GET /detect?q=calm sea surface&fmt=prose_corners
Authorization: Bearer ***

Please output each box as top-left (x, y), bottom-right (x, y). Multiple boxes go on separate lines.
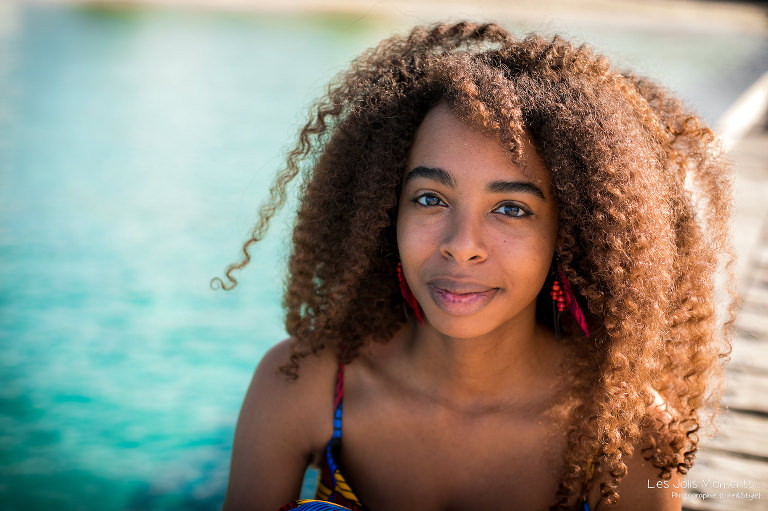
top-left (0, 3), bottom-right (766, 509)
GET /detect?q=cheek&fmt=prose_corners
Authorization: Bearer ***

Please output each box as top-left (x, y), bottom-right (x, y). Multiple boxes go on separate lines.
top-left (395, 203), bottom-right (408, 257)
top-left (499, 236), bottom-right (548, 261)
top-left (396, 208), bottom-right (435, 263)
top-left (496, 232), bottom-right (554, 285)
top-left (517, 207), bottom-right (559, 267)
top-left (396, 202), bottom-right (420, 262)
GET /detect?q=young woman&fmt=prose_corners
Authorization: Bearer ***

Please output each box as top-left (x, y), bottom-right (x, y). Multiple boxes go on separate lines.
top-left (217, 22), bottom-right (736, 511)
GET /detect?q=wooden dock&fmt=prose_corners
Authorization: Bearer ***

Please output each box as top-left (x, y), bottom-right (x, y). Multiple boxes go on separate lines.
top-left (682, 96), bottom-right (768, 511)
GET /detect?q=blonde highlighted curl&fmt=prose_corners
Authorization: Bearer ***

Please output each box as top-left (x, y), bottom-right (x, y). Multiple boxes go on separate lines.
top-left (213, 22), bottom-right (737, 510)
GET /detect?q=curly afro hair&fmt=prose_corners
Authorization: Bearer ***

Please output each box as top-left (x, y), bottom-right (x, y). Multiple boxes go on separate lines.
top-left (214, 21), bottom-right (737, 510)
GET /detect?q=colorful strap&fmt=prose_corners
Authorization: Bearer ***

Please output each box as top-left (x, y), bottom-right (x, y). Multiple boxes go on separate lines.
top-left (313, 364), bottom-right (365, 509)
top-left (279, 500), bottom-right (352, 510)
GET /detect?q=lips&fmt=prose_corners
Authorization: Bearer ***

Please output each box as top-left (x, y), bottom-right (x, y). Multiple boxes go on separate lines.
top-left (427, 277), bottom-right (499, 316)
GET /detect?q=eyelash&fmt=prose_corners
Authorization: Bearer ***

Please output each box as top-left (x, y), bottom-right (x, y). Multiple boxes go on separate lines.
top-left (413, 193), bottom-right (531, 218)
top-left (493, 203), bottom-right (531, 218)
top-left (414, 193), bottom-right (446, 208)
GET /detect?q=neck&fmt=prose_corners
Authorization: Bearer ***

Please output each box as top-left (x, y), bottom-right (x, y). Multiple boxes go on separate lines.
top-left (401, 307), bottom-right (563, 409)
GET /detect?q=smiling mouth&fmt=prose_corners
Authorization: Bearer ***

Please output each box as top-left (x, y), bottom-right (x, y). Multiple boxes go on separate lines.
top-left (428, 284), bottom-right (499, 315)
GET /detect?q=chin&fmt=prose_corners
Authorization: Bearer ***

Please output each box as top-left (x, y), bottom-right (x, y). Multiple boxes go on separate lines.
top-left (424, 315), bottom-right (504, 340)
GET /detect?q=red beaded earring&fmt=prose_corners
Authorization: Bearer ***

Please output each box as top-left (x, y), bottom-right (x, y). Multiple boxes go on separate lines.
top-left (551, 268), bottom-right (589, 339)
top-left (550, 279), bottom-right (566, 312)
top-left (550, 277), bottom-right (565, 341)
top-left (397, 262), bottom-right (423, 326)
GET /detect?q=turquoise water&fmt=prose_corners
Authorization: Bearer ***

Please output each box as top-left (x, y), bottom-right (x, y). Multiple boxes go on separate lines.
top-left (0, 4), bottom-right (766, 510)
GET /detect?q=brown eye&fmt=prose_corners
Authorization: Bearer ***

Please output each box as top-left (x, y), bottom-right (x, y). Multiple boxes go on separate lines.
top-left (415, 194), bottom-right (446, 207)
top-left (493, 203), bottom-right (530, 218)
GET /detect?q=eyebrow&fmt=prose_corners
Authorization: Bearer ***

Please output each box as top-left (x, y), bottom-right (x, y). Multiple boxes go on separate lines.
top-left (487, 180), bottom-right (545, 199)
top-left (405, 166), bottom-right (455, 187)
top-left (405, 165), bottom-right (546, 200)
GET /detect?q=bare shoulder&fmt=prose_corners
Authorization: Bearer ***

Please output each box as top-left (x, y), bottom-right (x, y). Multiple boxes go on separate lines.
top-left (593, 450), bottom-right (683, 511)
top-left (223, 339), bottom-right (339, 511)
top-left (250, 338), bottom-right (339, 420)
top-left (588, 416), bottom-right (683, 510)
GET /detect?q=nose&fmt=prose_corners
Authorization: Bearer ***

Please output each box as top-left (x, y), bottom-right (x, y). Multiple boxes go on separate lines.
top-left (439, 210), bottom-right (488, 263)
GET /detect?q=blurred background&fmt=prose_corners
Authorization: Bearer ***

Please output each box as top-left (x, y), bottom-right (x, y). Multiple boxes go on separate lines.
top-left (1, 0), bottom-right (767, 510)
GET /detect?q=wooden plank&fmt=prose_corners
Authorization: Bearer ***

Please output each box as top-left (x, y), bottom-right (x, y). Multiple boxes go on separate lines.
top-left (733, 309), bottom-right (768, 339)
top-left (753, 245), bottom-right (768, 267)
top-left (723, 369), bottom-right (768, 415)
top-left (742, 283), bottom-right (768, 309)
top-left (727, 336), bottom-right (768, 374)
top-left (751, 266), bottom-right (768, 287)
top-left (681, 448), bottom-right (767, 510)
top-left (703, 411), bottom-right (768, 460)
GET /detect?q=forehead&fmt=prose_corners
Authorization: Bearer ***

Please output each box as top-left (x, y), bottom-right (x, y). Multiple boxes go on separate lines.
top-left (408, 104), bottom-right (550, 187)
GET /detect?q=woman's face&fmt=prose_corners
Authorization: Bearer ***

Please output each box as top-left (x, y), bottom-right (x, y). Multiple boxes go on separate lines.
top-left (396, 103), bottom-right (558, 340)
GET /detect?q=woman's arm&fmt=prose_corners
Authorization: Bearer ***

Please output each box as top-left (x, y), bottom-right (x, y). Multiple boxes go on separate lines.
top-left (222, 339), bottom-right (335, 511)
